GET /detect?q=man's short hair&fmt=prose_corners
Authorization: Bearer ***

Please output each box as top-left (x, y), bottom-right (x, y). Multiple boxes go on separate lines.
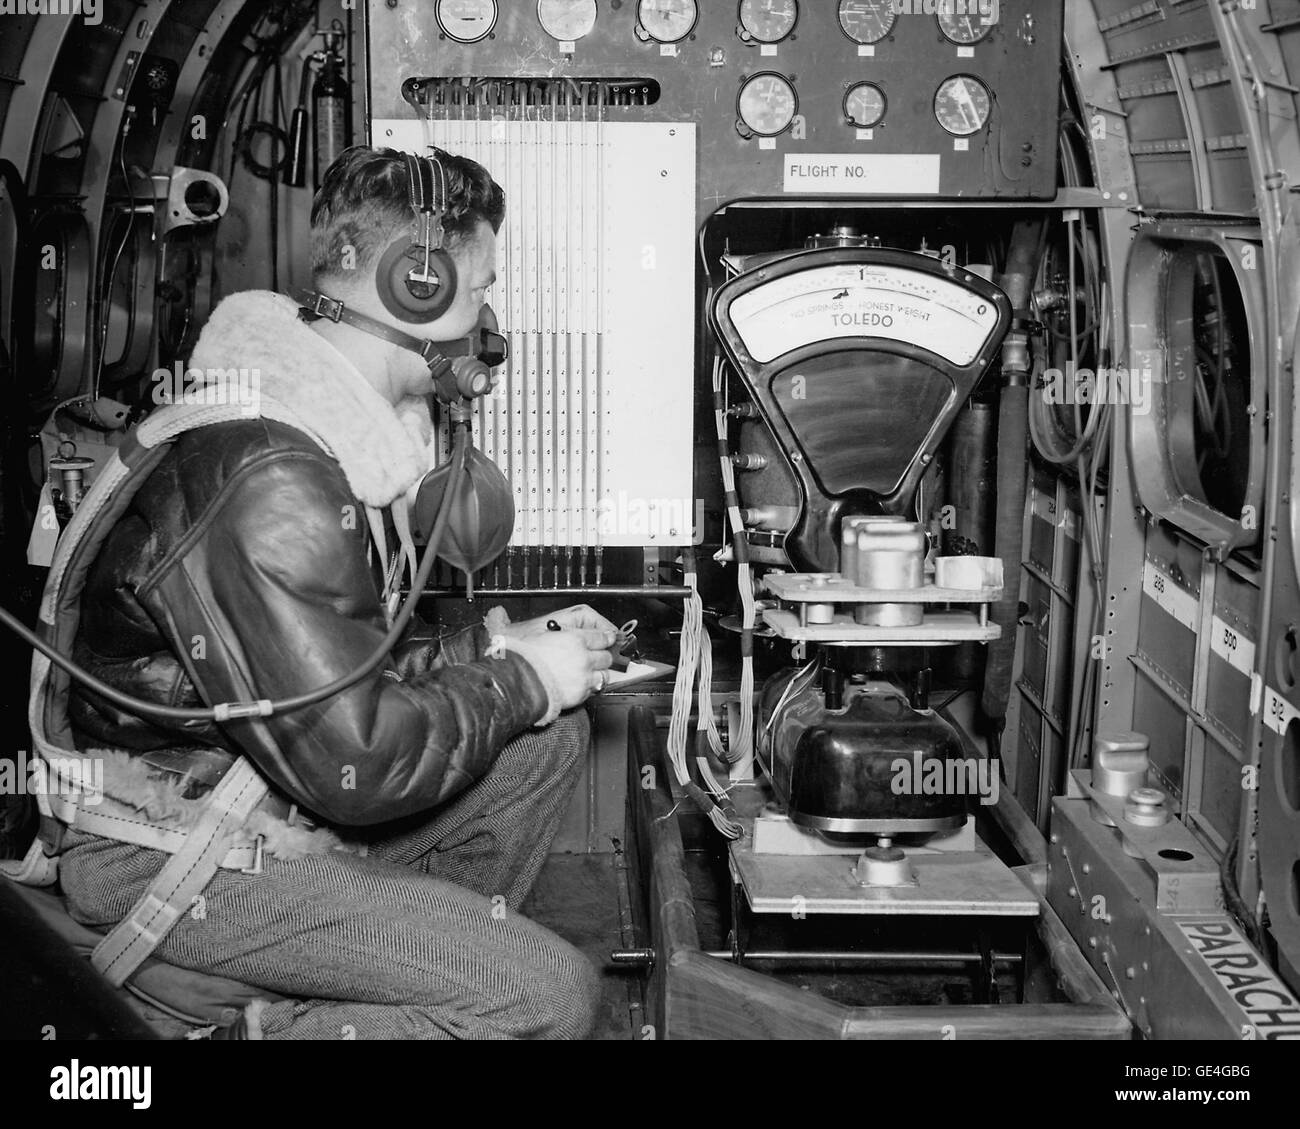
top-left (311, 145), bottom-right (505, 285)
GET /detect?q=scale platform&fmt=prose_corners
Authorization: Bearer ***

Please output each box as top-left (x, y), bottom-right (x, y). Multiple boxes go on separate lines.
top-left (727, 785), bottom-right (1039, 919)
top-left (761, 572), bottom-right (1003, 646)
top-left (762, 608), bottom-right (1000, 646)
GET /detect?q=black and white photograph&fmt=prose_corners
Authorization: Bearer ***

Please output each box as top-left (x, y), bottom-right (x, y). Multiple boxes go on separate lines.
top-left (0, 0), bottom-right (1294, 1102)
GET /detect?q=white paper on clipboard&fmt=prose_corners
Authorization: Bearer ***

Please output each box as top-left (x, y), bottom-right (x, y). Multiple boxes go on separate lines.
top-left (602, 659), bottom-right (675, 690)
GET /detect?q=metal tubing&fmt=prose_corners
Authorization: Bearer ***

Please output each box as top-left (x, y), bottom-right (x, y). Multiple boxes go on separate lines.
top-left (703, 950), bottom-right (1024, 964)
top-left (420, 586), bottom-right (691, 598)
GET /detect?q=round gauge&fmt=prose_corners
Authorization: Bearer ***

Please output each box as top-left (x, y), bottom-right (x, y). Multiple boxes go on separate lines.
top-left (837, 0), bottom-right (897, 45)
top-left (435, 0), bottom-right (499, 43)
top-left (739, 0), bottom-right (798, 44)
top-left (638, 0), bottom-right (699, 43)
top-left (844, 81), bottom-right (887, 128)
top-left (938, 9), bottom-right (995, 44)
top-left (934, 75), bottom-right (992, 136)
top-left (538, 0), bottom-right (597, 41)
top-left (738, 72), bottom-right (797, 137)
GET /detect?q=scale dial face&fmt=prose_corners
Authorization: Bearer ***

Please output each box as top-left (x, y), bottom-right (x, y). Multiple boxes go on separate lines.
top-left (739, 0), bottom-right (798, 43)
top-left (727, 263), bottom-right (1001, 368)
top-left (934, 75), bottom-right (992, 136)
top-left (938, 8), bottom-right (995, 44)
top-left (837, 0), bottom-right (897, 45)
top-left (738, 72), bottom-right (798, 137)
top-left (844, 82), bottom-right (887, 128)
top-left (538, 0), bottom-right (598, 41)
top-left (637, 0), bottom-right (699, 43)
top-left (435, 0), bottom-right (499, 43)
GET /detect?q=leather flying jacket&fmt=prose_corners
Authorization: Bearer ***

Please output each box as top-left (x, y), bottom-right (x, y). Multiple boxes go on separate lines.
top-left (67, 416), bottom-right (549, 828)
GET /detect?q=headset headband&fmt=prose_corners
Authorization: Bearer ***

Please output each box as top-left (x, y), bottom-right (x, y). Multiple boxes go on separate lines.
top-left (404, 150), bottom-right (448, 244)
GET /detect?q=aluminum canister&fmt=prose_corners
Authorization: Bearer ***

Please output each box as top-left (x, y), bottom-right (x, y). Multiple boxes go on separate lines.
top-left (840, 518), bottom-right (863, 583)
top-left (851, 517), bottom-right (926, 627)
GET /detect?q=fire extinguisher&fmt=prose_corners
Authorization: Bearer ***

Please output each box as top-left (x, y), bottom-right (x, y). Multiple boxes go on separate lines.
top-left (312, 27), bottom-right (350, 191)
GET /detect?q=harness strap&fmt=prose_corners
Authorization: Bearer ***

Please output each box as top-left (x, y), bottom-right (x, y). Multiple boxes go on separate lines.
top-left (42, 788), bottom-right (264, 872)
top-left (90, 756), bottom-right (268, 987)
top-left (391, 495), bottom-right (419, 595)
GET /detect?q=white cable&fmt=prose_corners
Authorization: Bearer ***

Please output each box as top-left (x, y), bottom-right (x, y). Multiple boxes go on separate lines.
top-left (705, 354), bottom-right (755, 765)
top-left (664, 575), bottom-right (699, 786)
top-left (695, 625), bottom-right (726, 758)
top-left (666, 568), bottom-right (741, 839)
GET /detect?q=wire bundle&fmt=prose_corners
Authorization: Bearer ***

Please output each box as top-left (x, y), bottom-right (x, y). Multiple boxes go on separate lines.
top-left (665, 568), bottom-right (742, 839)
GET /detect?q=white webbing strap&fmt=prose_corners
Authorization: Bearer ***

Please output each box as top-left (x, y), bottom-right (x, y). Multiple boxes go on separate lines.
top-left (42, 791), bottom-right (263, 872)
top-left (91, 756), bottom-right (269, 987)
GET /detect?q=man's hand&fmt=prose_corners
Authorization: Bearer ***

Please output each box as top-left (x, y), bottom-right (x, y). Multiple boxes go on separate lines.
top-left (501, 604), bottom-right (620, 651)
top-left (502, 628), bottom-right (615, 718)
top-left (490, 605), bottom-right (622, 721)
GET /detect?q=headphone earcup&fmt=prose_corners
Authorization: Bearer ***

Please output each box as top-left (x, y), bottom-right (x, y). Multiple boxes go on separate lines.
top-left (376, 238), bottom-right (459, 323)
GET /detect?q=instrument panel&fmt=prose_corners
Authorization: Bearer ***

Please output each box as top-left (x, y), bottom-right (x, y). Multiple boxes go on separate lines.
top-left (377, 0), bottom-right (1062, 202)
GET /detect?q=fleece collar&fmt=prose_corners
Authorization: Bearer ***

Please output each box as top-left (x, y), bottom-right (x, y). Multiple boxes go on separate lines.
top-left (188, 290), bottom-right (437, 507)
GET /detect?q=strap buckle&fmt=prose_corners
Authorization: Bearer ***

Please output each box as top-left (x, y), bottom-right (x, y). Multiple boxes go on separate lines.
top-left (240, 833), bottom-right (266, 876)
top-left (308, 292), bottom-right (345, 322)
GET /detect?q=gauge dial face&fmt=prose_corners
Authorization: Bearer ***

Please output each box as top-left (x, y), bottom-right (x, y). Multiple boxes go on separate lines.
top-left (844, 82), bottom-right (887, 128)
top-left (738, 72), bottom-right (797, 136)
top-left (638, 0), bottom-right (699, 42)
top-left (837, 0), bottom-right (897, 45)
top-left (538, 0), bottom-right (597, 41)
top-left (938, 9), bottom-right (995, 44)
top-left (934, 75), bottom-right (991, 135)
top-left (739, 0), bottom-right (798, 43)
top-left (435, 0), bottom-right (499, 43)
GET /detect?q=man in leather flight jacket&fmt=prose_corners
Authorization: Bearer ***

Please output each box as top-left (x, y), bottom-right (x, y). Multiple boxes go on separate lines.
top-left (55, 147), bottom-right (617, 1039)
